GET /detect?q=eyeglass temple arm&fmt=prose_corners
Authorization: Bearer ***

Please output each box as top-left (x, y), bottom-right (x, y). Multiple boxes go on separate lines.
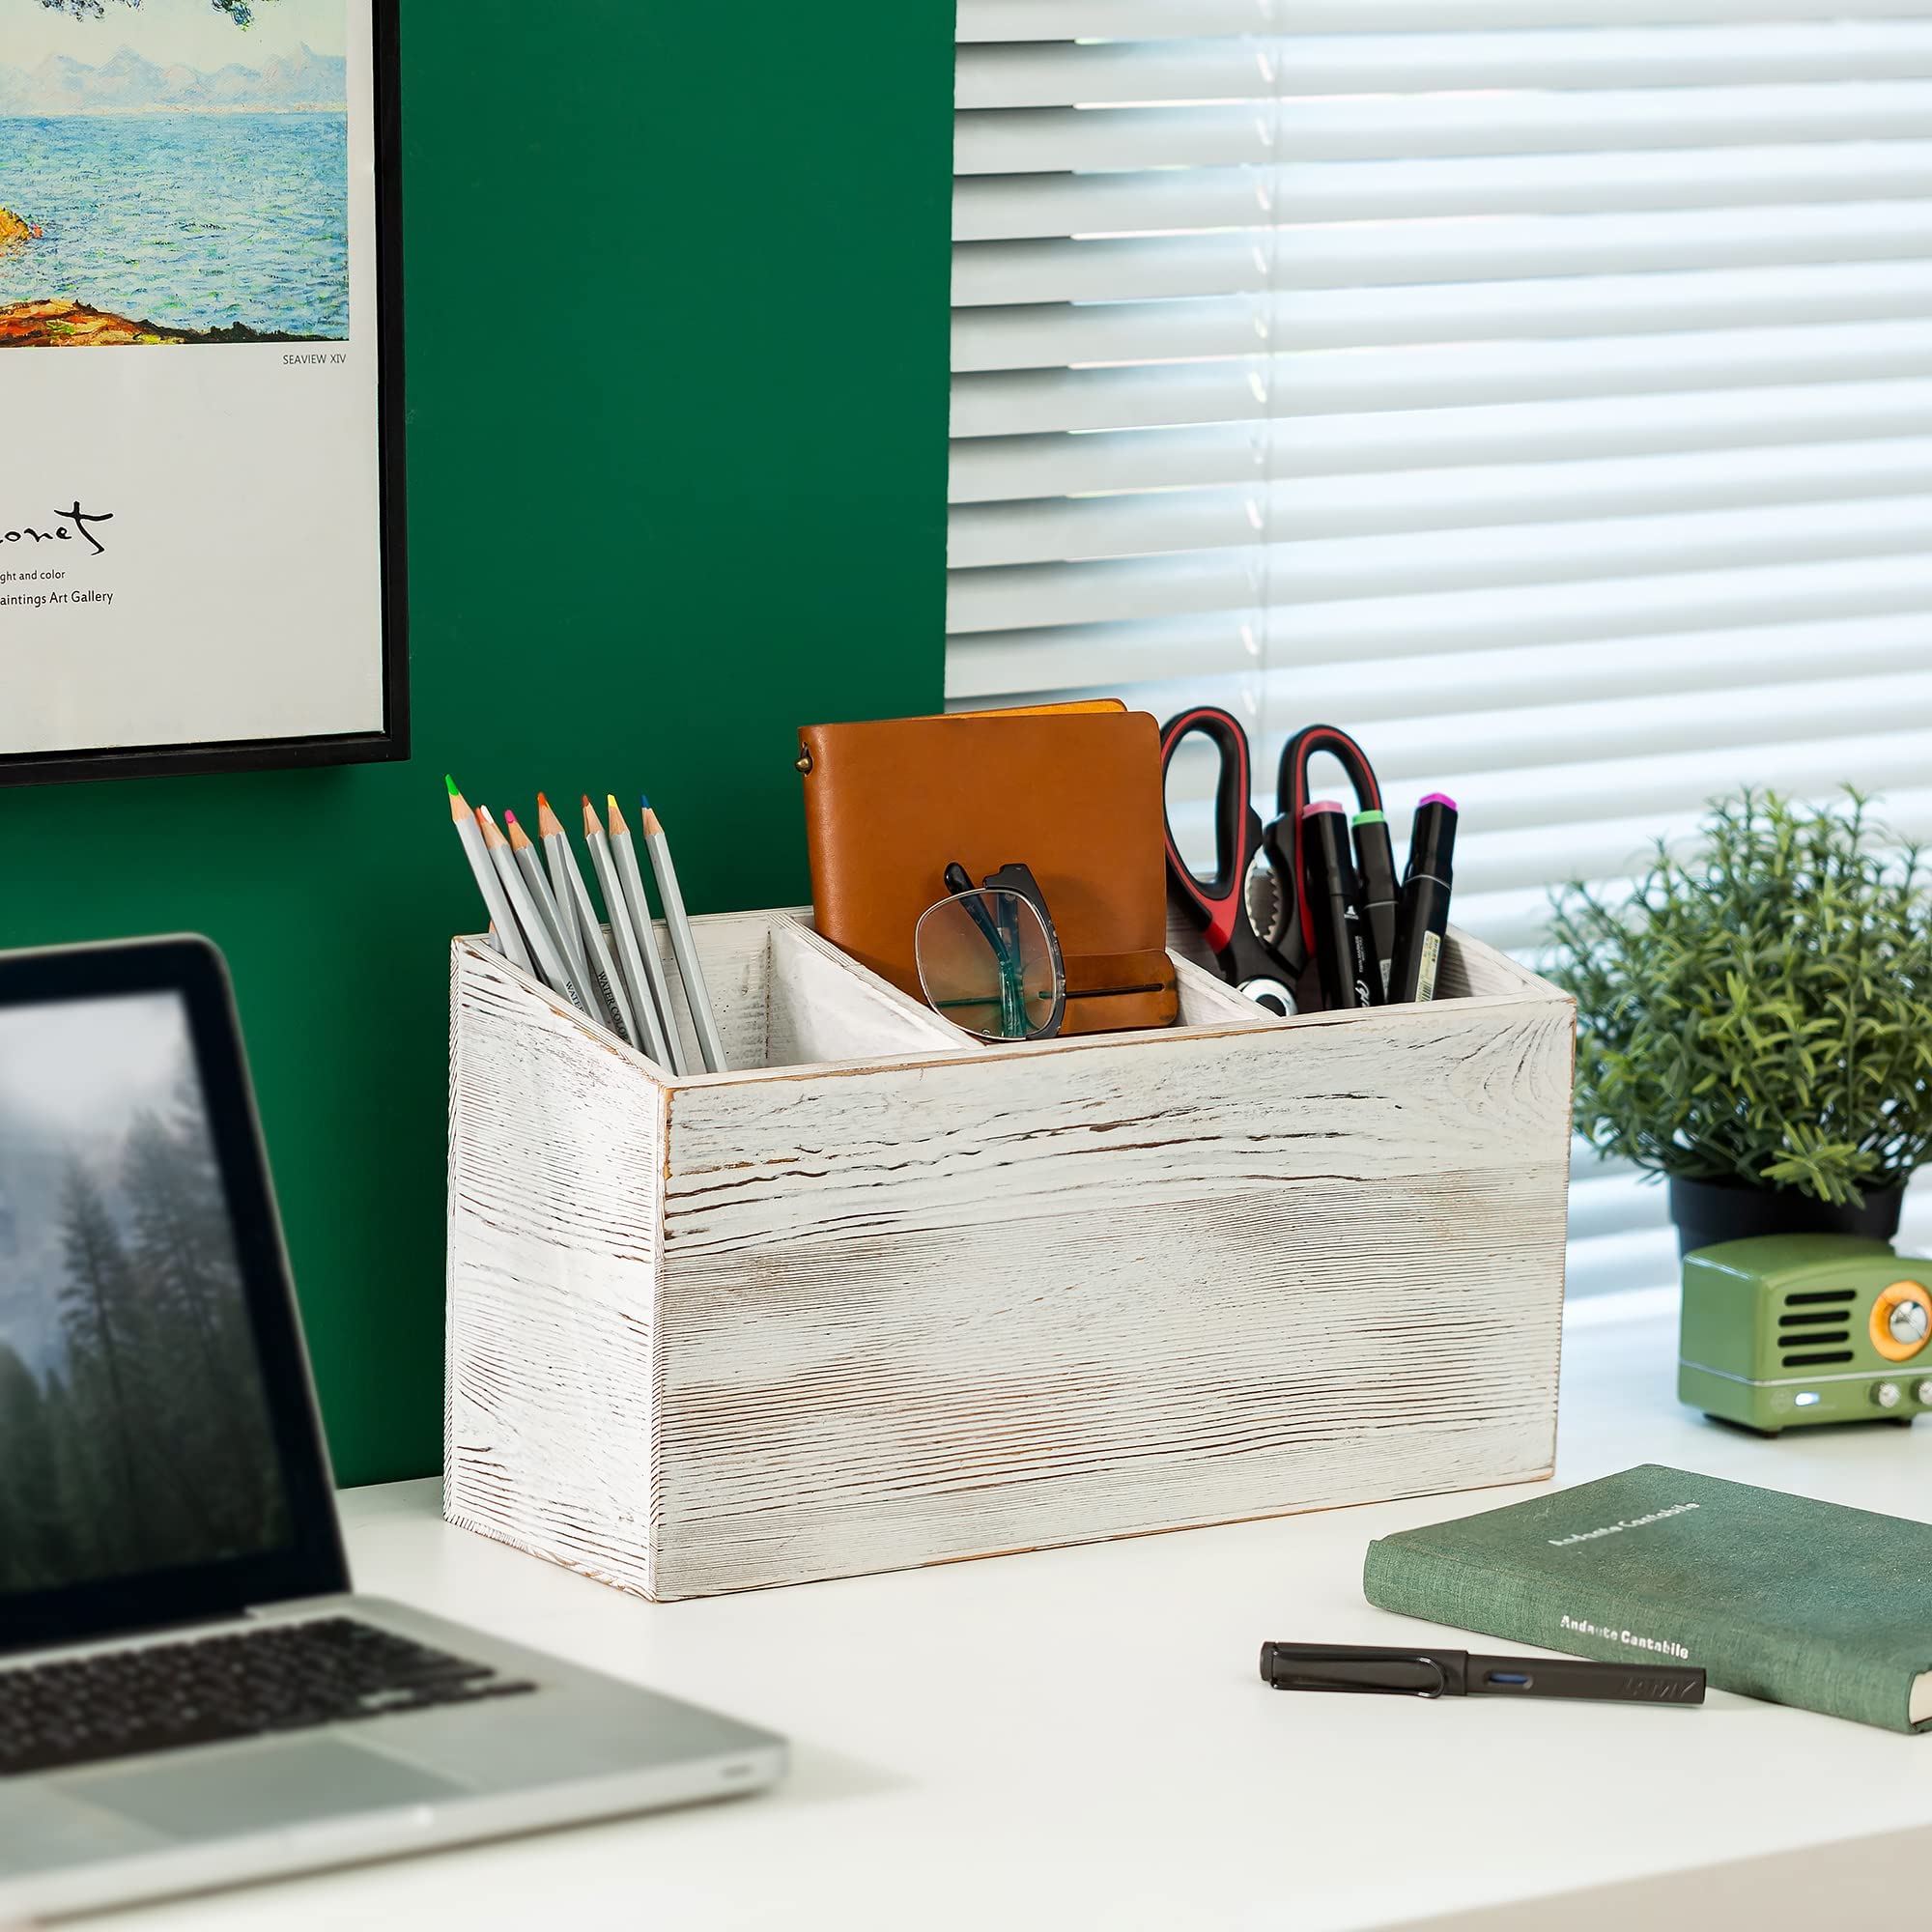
top-left (945, 861), bottom-right (1014, 965)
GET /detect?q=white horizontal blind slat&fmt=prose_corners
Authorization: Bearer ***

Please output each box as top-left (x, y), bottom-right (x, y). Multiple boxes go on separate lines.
top-left (949, 554), bottom-right (1932, 691)
top-left (952, 321), bottom-right (1932, 430)
top-left (950, 439), bottom-right (1932, 567)
top-left (958, 0), bottom-right (1932, 38)
top-left (953, 205), bottom-right (1932, 306)
top-left (948, 497), bottom-right (1932, 633)
top-left (950, 381), bottom-right (1932, 500)
top-left (956, 25), bottom-right (1932, 106)
top-left (947, 8), bottom-right (1932, 1292)
top-left (954, 147), bottom-right (1932, 242)
top-left (955, 86), bottom-right (1932, 174)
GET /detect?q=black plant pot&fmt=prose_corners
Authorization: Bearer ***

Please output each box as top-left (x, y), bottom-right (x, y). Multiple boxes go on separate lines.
top-left (1668, 1174), bottom-right (1904, 1259)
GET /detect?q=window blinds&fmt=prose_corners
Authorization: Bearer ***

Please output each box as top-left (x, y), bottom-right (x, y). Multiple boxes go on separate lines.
top-left (948, 4), bottom-right (1932, 1294)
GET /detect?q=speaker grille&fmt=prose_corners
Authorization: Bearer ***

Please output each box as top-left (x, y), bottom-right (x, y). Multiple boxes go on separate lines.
top-left (1778, 1287), bottom-right (1856, 1368)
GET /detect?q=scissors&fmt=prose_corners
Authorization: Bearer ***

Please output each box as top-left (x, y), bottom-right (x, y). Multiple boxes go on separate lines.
top-left (1159, 707), bottom-right (1382, 1015)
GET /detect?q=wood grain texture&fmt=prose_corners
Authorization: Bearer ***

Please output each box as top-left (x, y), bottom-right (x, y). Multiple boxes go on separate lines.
top-left (654, 1167), bottom-right (1568, 1597)
top-left (664, 999), bottom-right (1574, 1257)
top-left (443, 941), bottom-right (665, 1591)
top-left (445, 914), bottom-right (1577, 1601)
top-left (636, 910), bottom-right (771, 1076)
top-left (767, 918), bottom-right (971, 1067)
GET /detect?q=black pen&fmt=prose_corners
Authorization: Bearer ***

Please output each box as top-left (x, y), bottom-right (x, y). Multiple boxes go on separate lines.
top-left (1387, 793), bottom-right (1458, 1004)
top-left (1350, 810), bottom-right (1399, 1003)
top-left (1260, 1642), bottom-right (1705, 1707)
top-left (1299, 802), bottom-right (1372, 1011)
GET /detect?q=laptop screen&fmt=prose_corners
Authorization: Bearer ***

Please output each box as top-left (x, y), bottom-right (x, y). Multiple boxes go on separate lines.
top-left (0, 988), bottom-right (298, 1599)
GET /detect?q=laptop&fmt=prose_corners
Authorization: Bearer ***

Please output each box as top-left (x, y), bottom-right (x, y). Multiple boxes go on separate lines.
top-left (0, 937), bottom-right (785, 1920)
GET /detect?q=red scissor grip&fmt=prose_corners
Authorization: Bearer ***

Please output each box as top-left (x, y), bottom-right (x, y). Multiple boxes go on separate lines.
top-left (1161, 706), bottom-right (1253, 956)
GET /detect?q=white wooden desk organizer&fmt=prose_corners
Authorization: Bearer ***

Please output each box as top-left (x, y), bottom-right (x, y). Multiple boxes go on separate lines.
top-left (445, 910), bottom-right (1576, 1601)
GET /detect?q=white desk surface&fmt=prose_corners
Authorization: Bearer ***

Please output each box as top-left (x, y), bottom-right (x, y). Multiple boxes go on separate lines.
top-left (84, 1295), bottom-right (1932, 1932)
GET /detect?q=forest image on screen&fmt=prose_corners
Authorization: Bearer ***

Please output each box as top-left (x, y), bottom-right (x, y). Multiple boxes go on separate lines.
top-left (0, 993), bottom-right (289, 1593)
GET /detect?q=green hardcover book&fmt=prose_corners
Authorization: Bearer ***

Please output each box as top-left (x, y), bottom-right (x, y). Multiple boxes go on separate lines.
top-left (1363, 1464), bottom-right (1932, 1734)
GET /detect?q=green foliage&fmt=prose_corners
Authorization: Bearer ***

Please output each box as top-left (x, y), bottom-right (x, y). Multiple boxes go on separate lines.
top-left (1545, 789), bottom-right (1932, 1207)
top-left (38, 0), bottom-right (271, 27)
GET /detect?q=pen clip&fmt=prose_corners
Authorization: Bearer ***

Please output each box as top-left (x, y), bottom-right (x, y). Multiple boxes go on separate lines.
top-left (1260, 1645), bottom-right (1450, 1698)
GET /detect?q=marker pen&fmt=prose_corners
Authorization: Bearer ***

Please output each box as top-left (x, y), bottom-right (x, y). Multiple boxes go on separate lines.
top-left (1389, 793), bottom-right (1458, 1004)
top-left (1299, 802), bottom-right (1372, 1011)
top-left (1350, 810), bottom-right (1398, 1003)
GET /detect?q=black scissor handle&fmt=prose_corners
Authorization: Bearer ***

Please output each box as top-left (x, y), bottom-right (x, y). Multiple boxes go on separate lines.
top-left (1273, 724), bottom-right (1382, 959)
top-left (1160, 705), bottom-right (1260, 960)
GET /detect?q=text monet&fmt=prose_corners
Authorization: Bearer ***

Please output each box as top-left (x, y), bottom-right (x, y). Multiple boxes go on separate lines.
top-left (0, 502), bottom-right (114, 557)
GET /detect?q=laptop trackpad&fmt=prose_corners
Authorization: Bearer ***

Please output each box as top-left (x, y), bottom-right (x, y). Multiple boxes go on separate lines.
top-left (58, 1738), bottom-right (469, 1842)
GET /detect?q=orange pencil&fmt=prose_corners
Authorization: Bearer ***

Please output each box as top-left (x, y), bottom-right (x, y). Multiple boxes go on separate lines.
top-left (537, 794), bottom-right (637, 1046)
top-left (582, 796), bottom-right (674, 1066)
top-left (479, 805), bottom-right (588, 1011)
top-left (504, 809), bottom-right (590, 1011)
top-left (607, 796), bottom-right (690, 1076)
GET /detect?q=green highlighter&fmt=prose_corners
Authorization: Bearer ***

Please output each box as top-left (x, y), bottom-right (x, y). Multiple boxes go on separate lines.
top-left (1679, 1234), bottom-right (1932, 1435)
top-left (1349, 809), bottom-right (1398, 1003)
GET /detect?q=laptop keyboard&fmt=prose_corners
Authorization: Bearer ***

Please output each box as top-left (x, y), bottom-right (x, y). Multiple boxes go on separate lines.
top-left (0, 1616), bottom-right (538, 1778)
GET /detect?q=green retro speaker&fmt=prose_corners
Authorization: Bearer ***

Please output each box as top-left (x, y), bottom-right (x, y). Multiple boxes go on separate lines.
top-left (1680, 1235), bottom-right (1932, 1434)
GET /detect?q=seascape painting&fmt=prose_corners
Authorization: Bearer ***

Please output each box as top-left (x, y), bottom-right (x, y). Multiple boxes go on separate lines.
top-left (0, 994), bottom-right (290, 1592)
top-left (0, 0), bottom-right (347, 347)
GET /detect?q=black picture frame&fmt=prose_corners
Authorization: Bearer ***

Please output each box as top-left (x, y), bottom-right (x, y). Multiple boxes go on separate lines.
top-left (0, 0), bottom-right (409, 791)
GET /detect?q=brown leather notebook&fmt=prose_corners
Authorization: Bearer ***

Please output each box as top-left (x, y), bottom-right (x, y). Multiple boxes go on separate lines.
top-left (798, 704), bottom-right (1176, 1036)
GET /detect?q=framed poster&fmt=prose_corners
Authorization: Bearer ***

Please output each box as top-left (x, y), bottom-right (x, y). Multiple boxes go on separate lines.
top-left (0, 0), bottom-right (405, 786)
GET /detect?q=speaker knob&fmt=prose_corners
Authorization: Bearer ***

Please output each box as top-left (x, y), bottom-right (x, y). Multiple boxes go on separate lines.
top-left (1873, 1380), bottom-right (1904, 1410)
top-left (1871, 1283), bottom-right (1932, 1361)
top-left (1917, 1380), bottom-right (1932, 1407)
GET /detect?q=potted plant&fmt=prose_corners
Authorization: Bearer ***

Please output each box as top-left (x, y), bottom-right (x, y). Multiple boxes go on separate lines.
top-left (1546, 789), bottom-right (1932, 1256)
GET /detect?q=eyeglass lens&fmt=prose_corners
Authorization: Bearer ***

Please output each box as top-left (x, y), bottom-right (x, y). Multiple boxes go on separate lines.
top-left (915, 890), bottom-right (1061, 1041)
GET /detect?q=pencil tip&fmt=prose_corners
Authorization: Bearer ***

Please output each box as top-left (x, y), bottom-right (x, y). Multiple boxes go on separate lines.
top-left (536, 791), bottom-right (550, 811)
top-left (443, 774), bottom-right (460, 797)
top-left (639, 793), bottom-right (649, 810)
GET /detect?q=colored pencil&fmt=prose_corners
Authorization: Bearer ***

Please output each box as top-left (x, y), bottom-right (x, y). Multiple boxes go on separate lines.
top-left (505, 810), bottom-right (600, 1024)
top-left (478, 806), bottom-right (588, 1013)
top-left (538, 793), bottom-right (636, 1048)
top-left (639, 797), bottom-right (727, 1073)
top-left (608, 796), bottom-right (693, 1077)
top-left (446, 776), bottom-right (532, 974)
top-left (582, 795), bottom-right (675, 1068)
top-left (533, 793), bottom-right (590, 979)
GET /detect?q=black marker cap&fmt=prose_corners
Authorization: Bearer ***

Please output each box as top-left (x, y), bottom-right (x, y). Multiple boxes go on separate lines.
top-left (1406, 793), bottom-right (1459, 884)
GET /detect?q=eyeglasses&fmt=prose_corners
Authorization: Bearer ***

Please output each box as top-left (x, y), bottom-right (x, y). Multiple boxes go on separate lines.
top-left (915, 862), bottom-right (1068, 1041)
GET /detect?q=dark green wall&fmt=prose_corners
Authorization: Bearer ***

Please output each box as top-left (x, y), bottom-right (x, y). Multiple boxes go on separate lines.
top-left (0, 1), bottom-right (954, 1485)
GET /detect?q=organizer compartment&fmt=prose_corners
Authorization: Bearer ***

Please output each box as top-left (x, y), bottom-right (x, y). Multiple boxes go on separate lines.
top-left (445, 912), bottom-right (1576, 1601)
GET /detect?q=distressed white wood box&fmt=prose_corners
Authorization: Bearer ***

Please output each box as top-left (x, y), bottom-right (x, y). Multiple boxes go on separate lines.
top-left (444, 910), bottom-right (1576, 1601)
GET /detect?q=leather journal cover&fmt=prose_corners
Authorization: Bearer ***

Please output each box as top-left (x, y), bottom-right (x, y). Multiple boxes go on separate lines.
top-left (798, 704), bottom-right (1176, 1036)
top-left (1364, 1463), bottom-right (1932, 1734)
